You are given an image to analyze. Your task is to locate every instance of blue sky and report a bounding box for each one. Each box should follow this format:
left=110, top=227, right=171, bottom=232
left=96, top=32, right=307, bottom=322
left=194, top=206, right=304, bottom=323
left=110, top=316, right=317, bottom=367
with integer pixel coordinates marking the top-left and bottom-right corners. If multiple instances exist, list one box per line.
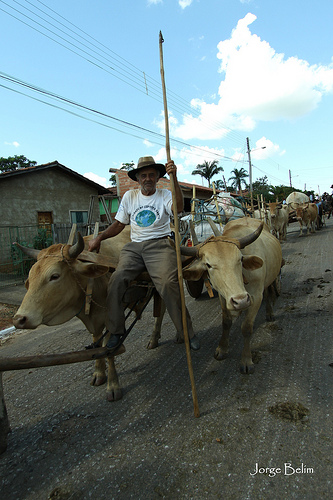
left=1, top=0, right=333, bottom=195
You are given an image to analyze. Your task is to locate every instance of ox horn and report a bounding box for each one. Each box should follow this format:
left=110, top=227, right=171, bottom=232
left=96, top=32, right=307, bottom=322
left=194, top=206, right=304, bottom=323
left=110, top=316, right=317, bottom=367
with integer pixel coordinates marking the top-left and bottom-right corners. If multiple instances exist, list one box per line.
left=179, top=245, right=199, bottom=257
left=68, top=232, right=85, bottom=259
left=237, top=221, right=264, bottom=249
left=207, top=217, right=223, bottom=236
left=13, top=242, right=40, bottom=260
left=189, top=220, right=199, bottom=246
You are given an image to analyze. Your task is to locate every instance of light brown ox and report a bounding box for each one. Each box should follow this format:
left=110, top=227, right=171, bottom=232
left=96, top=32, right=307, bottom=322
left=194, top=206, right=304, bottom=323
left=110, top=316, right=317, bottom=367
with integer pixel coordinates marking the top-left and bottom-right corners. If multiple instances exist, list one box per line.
left=12, top=227, right=165, bottom=402
left=296, top=202, right=318, bottom=236
left=180, top=218, right=283, bottom=374
left=269, top=202, right=289, bottom=241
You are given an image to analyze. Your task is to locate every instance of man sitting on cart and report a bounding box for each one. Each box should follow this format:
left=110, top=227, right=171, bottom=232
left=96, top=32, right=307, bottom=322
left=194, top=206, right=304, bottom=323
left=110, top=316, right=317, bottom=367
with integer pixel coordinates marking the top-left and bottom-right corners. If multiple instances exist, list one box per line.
left=88, top=156, right=200, bottom=351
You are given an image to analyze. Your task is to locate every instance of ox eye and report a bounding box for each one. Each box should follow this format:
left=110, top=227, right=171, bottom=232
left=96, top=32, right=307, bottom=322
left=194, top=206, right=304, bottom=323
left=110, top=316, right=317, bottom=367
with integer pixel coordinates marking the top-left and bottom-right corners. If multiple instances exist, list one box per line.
left=50, top=273, right=60, bottom=281
left=206, top=263, right=212, bottom=269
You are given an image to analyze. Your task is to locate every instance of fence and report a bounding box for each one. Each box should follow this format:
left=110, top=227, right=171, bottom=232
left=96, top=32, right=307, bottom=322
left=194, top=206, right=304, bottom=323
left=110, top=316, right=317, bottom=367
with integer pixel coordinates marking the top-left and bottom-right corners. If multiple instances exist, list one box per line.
left=0, top=223, right=108, bottom=288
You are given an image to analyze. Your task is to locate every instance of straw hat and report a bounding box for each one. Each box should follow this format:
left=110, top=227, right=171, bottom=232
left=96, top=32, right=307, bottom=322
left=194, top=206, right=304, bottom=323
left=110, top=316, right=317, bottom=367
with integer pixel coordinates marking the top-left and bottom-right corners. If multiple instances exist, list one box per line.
left=127, top=156, right=166, bottom=181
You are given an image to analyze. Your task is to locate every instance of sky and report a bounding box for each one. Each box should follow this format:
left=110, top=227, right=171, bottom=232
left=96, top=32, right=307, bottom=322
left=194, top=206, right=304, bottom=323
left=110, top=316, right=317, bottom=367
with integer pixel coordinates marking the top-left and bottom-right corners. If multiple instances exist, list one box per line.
left=1, top=0, right=333, bottom=196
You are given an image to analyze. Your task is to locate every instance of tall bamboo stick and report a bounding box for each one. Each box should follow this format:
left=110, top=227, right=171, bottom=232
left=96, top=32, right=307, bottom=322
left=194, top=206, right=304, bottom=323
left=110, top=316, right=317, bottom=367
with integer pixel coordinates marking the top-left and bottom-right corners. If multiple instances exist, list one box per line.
left=159, top=31, right=199, bottom=417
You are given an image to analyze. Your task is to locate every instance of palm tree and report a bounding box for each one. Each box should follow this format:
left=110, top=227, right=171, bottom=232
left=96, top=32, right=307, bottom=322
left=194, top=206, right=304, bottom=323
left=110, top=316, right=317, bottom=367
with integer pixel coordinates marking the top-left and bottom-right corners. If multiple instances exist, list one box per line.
left=191, top=160, right=223, bottom=187
left=228, top=167, right=248, bottom=193
left=214, top=179, right=226, bottom=190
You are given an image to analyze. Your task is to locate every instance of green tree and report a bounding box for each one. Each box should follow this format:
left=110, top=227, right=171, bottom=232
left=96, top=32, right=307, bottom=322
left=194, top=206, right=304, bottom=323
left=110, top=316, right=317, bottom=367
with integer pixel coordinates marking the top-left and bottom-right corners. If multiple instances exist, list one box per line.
left=228, top=167, right=248, bottom=193
left=109, top=161, right=135, bottom=185
left=270, top=185, right=296, bottom=202
left=213, top=179, right=226, bottom=190
left=0, top=155, right=37, bottom=172
left=191, top=160, right=223, bottom=187
left=252, top=175, right=272, bottom=199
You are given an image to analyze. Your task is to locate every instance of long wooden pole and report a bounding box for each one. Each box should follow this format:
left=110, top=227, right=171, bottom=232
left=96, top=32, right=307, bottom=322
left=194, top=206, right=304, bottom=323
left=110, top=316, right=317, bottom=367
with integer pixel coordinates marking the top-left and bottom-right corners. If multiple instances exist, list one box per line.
left=159, top=31, right=199, bottom=417
left=212, top=182, right=223, bottom=231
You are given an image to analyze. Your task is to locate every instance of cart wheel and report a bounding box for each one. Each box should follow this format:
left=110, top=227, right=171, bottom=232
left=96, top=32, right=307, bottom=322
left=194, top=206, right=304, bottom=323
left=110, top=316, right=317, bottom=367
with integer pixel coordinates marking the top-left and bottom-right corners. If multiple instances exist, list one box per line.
left=185, top=278, right=204, bottom=298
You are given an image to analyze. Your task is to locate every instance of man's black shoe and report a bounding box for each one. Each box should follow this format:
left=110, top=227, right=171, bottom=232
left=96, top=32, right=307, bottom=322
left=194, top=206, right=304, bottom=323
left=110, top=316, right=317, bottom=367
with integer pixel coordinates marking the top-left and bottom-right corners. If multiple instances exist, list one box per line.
left=190, top=335, right=200, bottom=351
left=106, top=334, right=122, bottom=349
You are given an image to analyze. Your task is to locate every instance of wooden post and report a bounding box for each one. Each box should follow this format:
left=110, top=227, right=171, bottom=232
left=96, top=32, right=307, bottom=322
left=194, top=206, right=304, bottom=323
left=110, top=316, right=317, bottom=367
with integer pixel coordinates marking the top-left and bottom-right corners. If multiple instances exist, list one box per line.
left=212, top=182, right=223, bottom=232
left=159, top=31, right=199, bottom=417
left=191, top=185, right=196, bottom=222
left=85, top=222, right=99, bottom=314
left=257, top=195, right=262, bottom=219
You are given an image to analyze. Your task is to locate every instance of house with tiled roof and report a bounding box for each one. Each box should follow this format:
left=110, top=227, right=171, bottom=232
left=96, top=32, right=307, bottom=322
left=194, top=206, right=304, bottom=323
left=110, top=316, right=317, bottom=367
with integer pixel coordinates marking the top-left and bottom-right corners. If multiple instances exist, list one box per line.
left=0, top=161, right=111, bottom=227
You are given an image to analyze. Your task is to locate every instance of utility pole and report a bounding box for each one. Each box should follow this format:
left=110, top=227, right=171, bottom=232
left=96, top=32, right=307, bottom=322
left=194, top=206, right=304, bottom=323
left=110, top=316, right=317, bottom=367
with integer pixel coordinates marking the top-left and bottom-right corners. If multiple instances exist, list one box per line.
left=289, top=169, right=292, bottom=187
left=246, top=137, right=252, bottom=192
left=246, top=137, right=254, bottom=212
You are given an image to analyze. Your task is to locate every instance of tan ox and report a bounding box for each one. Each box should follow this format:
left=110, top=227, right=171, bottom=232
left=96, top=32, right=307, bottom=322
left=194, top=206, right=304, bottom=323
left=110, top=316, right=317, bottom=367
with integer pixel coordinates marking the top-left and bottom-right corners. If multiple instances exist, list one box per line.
left=269, top=202, right=289, bottom=241
left=180, top=218, right=283, bottom=374
left=296, top=203, right=318, bottom=236
left=13, top=228, right=165, bottom=402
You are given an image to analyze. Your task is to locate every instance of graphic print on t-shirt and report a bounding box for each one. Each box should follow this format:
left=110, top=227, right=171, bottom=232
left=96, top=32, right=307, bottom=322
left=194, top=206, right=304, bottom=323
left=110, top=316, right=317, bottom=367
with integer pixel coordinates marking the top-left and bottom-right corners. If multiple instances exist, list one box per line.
left=133, top=205, right=161, bottom=227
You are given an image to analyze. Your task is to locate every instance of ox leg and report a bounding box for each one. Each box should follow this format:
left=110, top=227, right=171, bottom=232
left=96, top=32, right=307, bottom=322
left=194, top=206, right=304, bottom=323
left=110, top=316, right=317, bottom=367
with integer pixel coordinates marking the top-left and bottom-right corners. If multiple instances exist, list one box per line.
left=106, top=356, right=122, bottom=402
left=240, top=300, right=261, bottom=374
left=147, top=300, right=166, bottom=350
left=214, top=295, right=232, bottom=361
left=264, top=285, right=277, bottom=322
left=298, top=222, right=303, bottom=236
left=90, top=334, right=107, bottom=386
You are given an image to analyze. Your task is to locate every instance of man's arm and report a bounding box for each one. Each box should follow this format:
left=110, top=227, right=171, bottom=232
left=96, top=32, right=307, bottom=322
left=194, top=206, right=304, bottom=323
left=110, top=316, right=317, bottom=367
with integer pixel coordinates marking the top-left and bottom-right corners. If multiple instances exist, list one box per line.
left=165, top=160, right=184, bottom=213
left=88, top=220, right=126, bottom=252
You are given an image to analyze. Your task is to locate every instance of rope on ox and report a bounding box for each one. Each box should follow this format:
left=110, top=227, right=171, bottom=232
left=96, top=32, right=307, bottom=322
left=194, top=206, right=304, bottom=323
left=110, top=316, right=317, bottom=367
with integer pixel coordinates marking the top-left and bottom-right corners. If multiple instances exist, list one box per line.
left=159, top=31, right=200, bottom=418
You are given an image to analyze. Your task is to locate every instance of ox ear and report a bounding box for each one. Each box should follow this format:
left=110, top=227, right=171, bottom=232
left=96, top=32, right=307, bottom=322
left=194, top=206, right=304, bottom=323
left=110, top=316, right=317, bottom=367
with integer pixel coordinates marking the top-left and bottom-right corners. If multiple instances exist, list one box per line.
left=183, top=260, right=207, bottom=281
left=242, top=255, right=263, bottom=271
left=72, top=260, right=110, bottom=278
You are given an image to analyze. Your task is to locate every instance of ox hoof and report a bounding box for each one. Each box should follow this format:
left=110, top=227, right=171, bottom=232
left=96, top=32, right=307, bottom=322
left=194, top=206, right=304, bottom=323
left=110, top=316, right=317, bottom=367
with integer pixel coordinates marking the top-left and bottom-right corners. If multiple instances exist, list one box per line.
left=239, top=362, right=255, bottom=374
left=106, top=388, right=123, bottom=402
left=214, top=348, right=228, bottom=361
left=147, top=339, right=159, bottom=350
left=90, top=374, right=107, bottom=386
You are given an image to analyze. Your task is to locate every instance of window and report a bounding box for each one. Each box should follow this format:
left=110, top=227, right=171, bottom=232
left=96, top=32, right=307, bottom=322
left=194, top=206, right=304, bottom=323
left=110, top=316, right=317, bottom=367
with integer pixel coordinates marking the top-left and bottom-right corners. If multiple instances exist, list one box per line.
left=70, top=211, right=88, bottom=224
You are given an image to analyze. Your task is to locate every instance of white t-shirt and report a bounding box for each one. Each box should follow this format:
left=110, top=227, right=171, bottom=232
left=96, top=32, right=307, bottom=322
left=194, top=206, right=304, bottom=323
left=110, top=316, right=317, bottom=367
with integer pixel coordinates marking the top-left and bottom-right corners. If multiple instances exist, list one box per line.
left=115, top=188, right=173, bottom=242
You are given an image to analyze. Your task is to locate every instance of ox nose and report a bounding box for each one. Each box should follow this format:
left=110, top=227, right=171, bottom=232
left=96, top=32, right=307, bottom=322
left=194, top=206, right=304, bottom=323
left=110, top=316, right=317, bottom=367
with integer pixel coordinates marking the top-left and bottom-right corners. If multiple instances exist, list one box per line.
left=13, top=314, right=28, bottom=329
left=230, top=294, right=251, bottom=310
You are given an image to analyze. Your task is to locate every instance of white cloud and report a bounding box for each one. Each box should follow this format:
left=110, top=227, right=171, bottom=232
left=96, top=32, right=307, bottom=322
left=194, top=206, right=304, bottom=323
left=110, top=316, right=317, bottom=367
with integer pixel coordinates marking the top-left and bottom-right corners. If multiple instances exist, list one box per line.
left=4, top=141, right=20, bottom=147
left=147, top=0, right=162, bottom=5
left=172, top=13, right=333, bottom=141
left=84, top=172, right=109, bottom=187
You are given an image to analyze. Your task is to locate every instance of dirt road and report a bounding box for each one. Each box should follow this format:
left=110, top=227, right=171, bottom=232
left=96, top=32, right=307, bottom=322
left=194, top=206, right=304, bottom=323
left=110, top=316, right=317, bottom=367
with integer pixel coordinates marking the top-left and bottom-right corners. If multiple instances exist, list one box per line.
left=0, top=219, right=332, bottom=499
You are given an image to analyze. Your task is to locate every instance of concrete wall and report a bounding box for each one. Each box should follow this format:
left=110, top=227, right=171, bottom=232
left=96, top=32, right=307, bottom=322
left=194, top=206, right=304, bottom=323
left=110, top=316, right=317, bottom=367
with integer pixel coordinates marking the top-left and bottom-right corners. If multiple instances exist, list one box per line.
left=0, top=168, right=101, bottom=226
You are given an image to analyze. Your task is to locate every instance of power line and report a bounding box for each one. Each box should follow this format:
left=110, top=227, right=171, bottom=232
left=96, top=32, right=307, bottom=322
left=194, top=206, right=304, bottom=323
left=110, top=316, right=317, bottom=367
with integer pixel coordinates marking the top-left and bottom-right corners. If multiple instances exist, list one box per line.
left=0, top=0, right=247, bottom=145
left=0, top=71, right=240, bottom=164
left=0, top=0, right=296, bottom=182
